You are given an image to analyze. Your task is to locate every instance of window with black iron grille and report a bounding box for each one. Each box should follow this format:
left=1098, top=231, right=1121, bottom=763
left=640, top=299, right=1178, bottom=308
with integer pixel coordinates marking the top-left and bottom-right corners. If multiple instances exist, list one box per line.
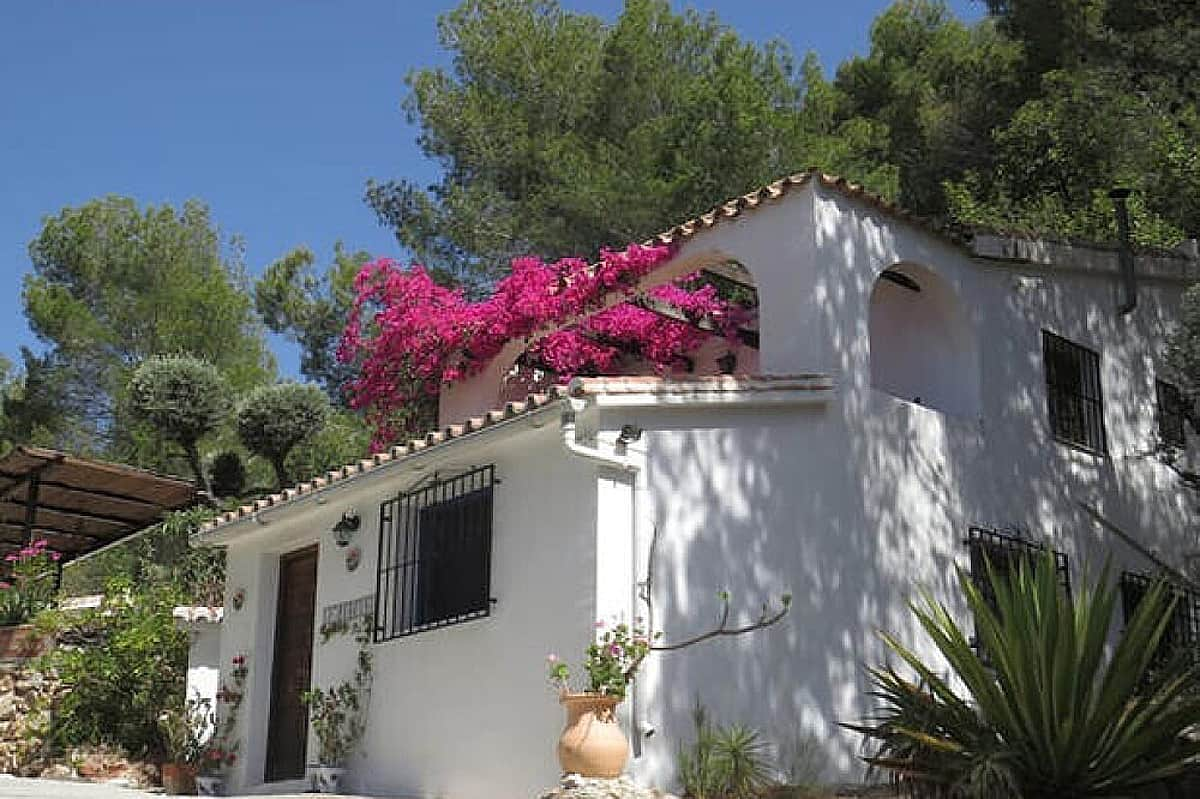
left=1156, top=379, right=1188, bottom=449
left=1119, top=571, right=1200, bottom=670
left=374, top=465, right=495, bottom=642
left=964, top=527, right=1070, bottom=655
left=1043, top=331, right=1107, bottom=454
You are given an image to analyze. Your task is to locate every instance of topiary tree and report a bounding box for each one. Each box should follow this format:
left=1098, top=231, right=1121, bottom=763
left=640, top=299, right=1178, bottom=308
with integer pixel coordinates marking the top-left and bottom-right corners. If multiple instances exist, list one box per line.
left=128, top=355, right=229, bottom=497
left=208, top=451, right=247, bottom=498
left=236, top=383, right=330, bottom=489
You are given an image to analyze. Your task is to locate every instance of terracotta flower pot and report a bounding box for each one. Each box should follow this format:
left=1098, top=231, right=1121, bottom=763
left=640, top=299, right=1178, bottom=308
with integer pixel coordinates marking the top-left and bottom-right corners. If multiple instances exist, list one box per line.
left=161, top=762, right=196, bottom=795
left=556, top=693, right=629, bottom=778
left=0, top=624, right=47, bottom=660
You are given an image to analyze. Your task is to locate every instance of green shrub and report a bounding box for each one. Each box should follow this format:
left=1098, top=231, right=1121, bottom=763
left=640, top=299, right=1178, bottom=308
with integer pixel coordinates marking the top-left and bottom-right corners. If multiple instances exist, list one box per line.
left=128, top=355, right=229, bottom=496
left=849, top=551, right=1200, bottom=798
left=677, top=702, right=775, bottom=799
left=236, top=382, right=330, bottom=488
left=208, top=450, right=247, bottom=498
left=36, top=577, right=189, bottom=757
left=58, top=507, right=222, bottom=606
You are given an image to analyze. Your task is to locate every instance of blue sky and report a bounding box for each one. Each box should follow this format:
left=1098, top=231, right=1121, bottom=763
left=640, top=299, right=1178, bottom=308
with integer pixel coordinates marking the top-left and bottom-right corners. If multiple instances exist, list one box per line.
left=0, top=0, right=982, bottom=377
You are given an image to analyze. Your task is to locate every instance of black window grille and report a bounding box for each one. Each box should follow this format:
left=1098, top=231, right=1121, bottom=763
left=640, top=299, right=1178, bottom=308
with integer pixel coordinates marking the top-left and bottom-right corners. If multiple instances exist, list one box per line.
left=1156, top=379, right=1188, bottom=449
left=1043, top=331, right=1107, bottom=454
left=964, top=527, right=1070, bottom=657
left=374, top=465, right=495, bottom=642
left=1119, top=571, right=1200, bottom=670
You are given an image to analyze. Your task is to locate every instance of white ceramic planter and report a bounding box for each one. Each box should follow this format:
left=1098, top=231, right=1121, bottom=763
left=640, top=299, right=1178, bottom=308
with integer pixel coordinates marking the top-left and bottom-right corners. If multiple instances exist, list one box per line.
left=312, top=765, right=348, bottom=794
left=195, top=775, right=226, bottom=796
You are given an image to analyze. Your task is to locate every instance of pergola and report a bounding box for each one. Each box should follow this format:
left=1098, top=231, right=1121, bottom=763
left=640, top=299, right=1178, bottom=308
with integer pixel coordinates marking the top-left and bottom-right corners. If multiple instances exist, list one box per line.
left=0, top=446, right=198, bottom=562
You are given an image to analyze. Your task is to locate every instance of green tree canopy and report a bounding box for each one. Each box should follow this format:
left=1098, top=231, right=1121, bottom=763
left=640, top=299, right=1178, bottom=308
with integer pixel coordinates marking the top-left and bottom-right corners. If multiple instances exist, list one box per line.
left=128, top=355, right=230, bottom=497
left=236, top=382, right=331, bottom=489
left=23, top=196, right=275, bottom=467
left=254, top=243, right=369, bottom=403
left=366, top=0, right=1195, bottom=280
left=365, top=0, right=888, bottom=286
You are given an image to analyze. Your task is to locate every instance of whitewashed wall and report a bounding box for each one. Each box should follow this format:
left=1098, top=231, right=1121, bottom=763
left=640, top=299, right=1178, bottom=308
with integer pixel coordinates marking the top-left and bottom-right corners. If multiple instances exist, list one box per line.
left=204, top=180, right=1199, bottom=798
left=599, top=183, right=1200, bottom=787
left=213, top=417, right=600, bottom=797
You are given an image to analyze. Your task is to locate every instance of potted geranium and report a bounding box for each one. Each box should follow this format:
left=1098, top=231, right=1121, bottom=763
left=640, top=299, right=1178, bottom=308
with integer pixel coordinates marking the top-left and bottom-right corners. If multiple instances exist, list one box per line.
left=301, top=636, right=372, bottom=794
left=158, top=695, right=211, bottom=794
left=546, top=618, right=653, bottom=778
left=0, top=539, right=60, bottom=657
left=196, top=654, right=248, bottom=796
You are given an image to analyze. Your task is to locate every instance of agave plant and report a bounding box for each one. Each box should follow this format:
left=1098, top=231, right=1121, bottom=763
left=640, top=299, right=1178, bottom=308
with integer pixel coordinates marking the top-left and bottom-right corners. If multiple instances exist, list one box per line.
left=849, top=551, right=1200, bottom=798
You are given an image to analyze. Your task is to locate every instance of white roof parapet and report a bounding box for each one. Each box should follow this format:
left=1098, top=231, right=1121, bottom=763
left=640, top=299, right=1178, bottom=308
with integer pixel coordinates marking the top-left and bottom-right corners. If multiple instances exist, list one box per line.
left=568, top=374, right=837, bottom=408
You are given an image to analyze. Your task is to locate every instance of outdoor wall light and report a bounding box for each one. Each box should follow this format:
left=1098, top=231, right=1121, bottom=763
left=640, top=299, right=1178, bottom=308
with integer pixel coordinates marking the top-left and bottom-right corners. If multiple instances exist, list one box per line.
left=617, top=424, right=643, bottom=444
left=332, top=508, right=361, bottom=547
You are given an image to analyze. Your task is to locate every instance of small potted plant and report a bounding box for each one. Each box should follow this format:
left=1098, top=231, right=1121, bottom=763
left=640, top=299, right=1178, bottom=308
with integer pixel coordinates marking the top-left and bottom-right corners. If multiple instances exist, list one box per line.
left=158, top=695, right=211, bottom=794
left=0, top=539, right=60, bottom=656
left=302, top=623, right=373, bottom=793
left=197, top=654, right=248, bottom=796
left=546, top=618, right=654, bottom=778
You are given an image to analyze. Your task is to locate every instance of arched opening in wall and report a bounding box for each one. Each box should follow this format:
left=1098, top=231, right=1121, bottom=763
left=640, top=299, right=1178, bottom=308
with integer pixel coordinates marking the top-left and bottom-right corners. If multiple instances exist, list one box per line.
left=498, top=257, right=760, bottom=399
left=868, top=262, right=980, bottom=416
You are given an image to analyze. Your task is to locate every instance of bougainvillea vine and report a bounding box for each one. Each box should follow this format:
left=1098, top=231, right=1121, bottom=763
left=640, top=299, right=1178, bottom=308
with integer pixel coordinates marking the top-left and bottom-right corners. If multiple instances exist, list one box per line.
left=337, top=243, right=753, bottom=447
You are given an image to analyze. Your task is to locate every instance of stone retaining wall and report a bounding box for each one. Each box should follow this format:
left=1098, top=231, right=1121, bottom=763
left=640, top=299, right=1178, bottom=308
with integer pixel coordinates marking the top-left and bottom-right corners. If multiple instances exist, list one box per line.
left=0, top=657, right=61, bottom=774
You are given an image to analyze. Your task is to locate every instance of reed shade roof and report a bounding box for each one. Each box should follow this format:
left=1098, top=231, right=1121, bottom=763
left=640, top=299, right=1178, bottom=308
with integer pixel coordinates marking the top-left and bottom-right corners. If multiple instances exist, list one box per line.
left=0, top=446, right=197, bottom=561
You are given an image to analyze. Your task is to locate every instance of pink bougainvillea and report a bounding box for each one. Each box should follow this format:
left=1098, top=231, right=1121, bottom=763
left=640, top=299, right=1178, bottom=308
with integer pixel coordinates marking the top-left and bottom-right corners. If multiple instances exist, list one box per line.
left=338, top=243, right=753, bottom=447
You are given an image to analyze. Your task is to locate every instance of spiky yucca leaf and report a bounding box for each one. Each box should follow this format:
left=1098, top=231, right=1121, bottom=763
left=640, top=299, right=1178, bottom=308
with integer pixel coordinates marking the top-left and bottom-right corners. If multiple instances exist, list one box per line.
left=851, top=551, right=1200, bottom=798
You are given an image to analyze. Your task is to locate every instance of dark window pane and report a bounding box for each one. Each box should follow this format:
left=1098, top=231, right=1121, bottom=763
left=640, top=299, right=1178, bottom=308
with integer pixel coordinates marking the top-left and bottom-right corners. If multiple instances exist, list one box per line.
left=1043, top=332, right=1107, bottom=453
left=375, top=466, right=495, bottom=642
left=1156, top=379, right=1187, bottom=449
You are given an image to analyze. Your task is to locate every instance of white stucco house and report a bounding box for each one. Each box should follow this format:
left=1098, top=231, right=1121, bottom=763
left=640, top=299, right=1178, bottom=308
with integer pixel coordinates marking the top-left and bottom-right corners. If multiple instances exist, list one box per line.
left=192, top=170, right=1200, bottom=798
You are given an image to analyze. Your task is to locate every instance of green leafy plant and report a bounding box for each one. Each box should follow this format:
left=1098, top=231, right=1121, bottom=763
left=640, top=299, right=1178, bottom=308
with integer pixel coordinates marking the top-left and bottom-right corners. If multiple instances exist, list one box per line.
left=677, top=701, right=775, bottom=799
left=236, top=382, right=330, bottom=488
left=36, top=577, right=190, bottom=757
left=200, top=654, right=247, bottom=776
left=127, top=354, right=229, bottom=496
left=157, top=695, right=212, bottom=767
left=849, top=550, right=1200, bottom=798
left=301, top=620, right=373, bottom=767
left=208, top=451, right=247, bottom=498
left=0, top=539, right=60, bottom=626
left=546, top=618, right=654, bottom=699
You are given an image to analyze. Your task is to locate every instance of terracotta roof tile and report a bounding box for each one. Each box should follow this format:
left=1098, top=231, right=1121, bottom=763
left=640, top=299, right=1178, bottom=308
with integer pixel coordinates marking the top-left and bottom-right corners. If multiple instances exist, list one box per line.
left=647, top=168, right=949, bottom=249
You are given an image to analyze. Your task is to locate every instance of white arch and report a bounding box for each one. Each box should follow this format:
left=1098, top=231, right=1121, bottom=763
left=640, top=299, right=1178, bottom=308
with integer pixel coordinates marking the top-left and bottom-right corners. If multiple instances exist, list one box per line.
left=868, top=262, right=981, bottom=417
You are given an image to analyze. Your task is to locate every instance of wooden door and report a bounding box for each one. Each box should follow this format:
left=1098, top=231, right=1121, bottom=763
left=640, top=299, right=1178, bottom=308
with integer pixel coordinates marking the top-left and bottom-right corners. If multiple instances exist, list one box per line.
left=265, top=545, right=318, bottom=782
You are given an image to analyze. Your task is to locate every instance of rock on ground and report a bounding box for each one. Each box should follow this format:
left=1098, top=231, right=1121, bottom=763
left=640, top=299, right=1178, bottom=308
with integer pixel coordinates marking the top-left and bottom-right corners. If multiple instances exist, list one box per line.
left=540, top=774, right=680, bottom=799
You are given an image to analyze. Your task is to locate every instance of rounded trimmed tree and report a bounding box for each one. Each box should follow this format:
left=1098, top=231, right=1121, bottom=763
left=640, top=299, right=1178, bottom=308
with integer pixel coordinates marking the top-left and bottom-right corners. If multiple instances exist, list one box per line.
left=236, top=382, right=330, bottom=489
left=128, top=355, right=229, bottom=497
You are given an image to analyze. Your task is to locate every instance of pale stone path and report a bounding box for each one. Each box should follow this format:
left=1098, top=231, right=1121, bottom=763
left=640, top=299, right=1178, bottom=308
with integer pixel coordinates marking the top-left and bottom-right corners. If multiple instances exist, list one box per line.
left=0, top=775, right=388, bottom=799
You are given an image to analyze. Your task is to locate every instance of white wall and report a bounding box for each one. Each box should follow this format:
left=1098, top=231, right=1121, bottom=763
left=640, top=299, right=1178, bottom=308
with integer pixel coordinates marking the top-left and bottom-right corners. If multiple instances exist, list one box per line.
left=205, top=180, right=1199, bottom=797
left=184, top=623, right=221, bottom=711
left=213, top=417, right=601, bottom=798
left=597, top=183, right=1200, bottom=788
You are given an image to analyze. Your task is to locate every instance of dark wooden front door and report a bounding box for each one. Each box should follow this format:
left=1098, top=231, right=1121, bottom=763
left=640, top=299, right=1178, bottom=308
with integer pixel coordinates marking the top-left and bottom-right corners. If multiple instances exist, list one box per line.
left=265, top=545, right=318, bottom=782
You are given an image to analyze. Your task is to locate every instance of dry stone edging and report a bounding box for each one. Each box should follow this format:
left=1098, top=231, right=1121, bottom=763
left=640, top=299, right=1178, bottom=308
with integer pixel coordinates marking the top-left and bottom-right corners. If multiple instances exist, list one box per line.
left=540, top=774, right=681, bottom=799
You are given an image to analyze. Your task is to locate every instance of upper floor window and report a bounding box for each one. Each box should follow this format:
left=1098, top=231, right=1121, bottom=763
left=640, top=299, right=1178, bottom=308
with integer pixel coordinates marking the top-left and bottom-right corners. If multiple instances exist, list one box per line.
left=375, top=465, right=495, bottom=642
left=1043, top=331, right=1107, bottom=454
left=1156, top=379, right=1187, bottom=449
